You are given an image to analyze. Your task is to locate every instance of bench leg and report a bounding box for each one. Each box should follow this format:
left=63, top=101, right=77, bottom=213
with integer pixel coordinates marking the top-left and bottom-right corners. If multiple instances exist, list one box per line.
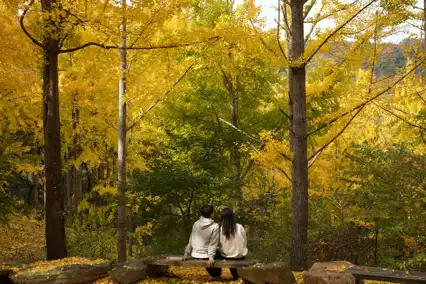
left=355, top=278, right=364, bottom=284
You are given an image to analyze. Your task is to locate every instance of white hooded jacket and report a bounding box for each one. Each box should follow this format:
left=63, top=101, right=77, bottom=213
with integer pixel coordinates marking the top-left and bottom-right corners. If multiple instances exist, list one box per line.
left=184, top=216, right=219, bottom=260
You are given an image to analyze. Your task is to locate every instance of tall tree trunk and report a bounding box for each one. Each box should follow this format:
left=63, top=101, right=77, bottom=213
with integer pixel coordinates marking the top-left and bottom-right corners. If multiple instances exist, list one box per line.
left=41, top=0, right=66, bottom=258
left=289, top=0, right=308, bottom=270
left=98, top=163, right=105, bottom=180
left=230, top=83, right=242, bottom=215
left=423, top=0, right=426, bottom=56
left=74, top=165, right=82, bottom=213
left=33, top=174, right=41, bottom=210
left=117, top=0, right=128, bottom=263
left=65, top=168, right=72, bottom=213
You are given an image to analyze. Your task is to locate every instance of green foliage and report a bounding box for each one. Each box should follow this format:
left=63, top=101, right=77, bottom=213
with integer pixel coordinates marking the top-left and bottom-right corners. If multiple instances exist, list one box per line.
left=66, top=194, right=117, bottom=260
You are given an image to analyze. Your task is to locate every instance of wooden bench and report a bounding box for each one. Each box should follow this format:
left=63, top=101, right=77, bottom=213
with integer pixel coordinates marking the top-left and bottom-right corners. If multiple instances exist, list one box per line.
left=144, top=255, right=261, bottom=268
left=344, top=266, right=426, bottom=284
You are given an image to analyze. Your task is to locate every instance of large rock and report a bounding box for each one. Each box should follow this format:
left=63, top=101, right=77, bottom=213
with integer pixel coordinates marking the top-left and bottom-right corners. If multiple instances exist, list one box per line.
left=303, top=261, right=355, bottom=284
left=11, top=261, right=113, bottom=284
left=108, top=258, right=168, bottom=284
left=238, top=262, right=296, bottom=284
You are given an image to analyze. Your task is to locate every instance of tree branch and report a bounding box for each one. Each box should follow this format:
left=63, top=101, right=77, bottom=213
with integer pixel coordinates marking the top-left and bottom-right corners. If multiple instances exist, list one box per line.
left=126, top=62, right=195, bottom=132
left=59, top=36, right=220, bottom=54
left=305, top=0, right=377, bottom=64
left=308, top=58, right=426, bottom=136
left=19, top=0, right=44, bottom=48
left=303, top=0, right=317, bottom=19
left=218, top=118, right=263, bottom=144
left=275, top=165, right=293, bottom=183
left=276, top=0, right=288, bottom=61
left=250, top=19, right=278, bottom=56
left=308, top=105, right=365, bottom=161
left=373, top=102, right=425, bottom=130
left=416, top=90, right=426, bottom=104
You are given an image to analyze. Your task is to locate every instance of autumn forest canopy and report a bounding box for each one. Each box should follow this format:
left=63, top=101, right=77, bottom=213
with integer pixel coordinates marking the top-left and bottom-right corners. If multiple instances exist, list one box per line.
left=0, top=0, right=425, bottom=274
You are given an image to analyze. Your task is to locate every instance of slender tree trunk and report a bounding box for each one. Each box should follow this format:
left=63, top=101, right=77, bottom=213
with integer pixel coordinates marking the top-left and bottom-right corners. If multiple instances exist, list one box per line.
left=374, top=219, right=379, bottom=265
left=98, top=163, right=105, bottom=180
left=289, top=0, right=308, bottom=270
left=33, top=174, right=41, bottom=210
left=230, top=83, right=242, bottom=215
left=128, top=211, right=134, bottom=257
left=65, top=168, right=72, bottom=213
left=117, top=0, right=128, bottom=263
left=424, top=0, right=426, bottom=51
left=41, top=0, right=66, bottom=257
left=74, top=165, right=82, bottom=213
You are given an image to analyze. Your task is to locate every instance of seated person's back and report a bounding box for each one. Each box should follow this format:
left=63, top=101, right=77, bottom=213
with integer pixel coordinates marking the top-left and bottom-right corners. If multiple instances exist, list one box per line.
left=219, top=208, right=248, bottom=259
left=184, top=204, right=219, bottom=261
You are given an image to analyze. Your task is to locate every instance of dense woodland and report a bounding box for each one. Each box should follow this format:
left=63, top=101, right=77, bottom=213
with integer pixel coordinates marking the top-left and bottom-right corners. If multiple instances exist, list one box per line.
left=0, top=0, right=425, bottom=273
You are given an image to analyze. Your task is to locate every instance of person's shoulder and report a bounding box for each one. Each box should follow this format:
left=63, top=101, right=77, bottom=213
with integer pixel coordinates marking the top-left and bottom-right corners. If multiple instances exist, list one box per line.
left=237, top=223, right=245, bottom=231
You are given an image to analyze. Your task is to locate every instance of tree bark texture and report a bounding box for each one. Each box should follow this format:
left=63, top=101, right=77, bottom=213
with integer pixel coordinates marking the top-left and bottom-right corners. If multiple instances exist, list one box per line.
left=41, top=0, right=66, bottom=260
left=117, top=0, right=128, bottom=263
left=288, top=0, right=308, bottom=270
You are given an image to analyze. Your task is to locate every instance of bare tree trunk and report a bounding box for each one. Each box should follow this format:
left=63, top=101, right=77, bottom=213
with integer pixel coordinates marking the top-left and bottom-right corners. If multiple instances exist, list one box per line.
left=230, top=84, right=242, bottom=215
left=65, top=169, right=72, bottom=213
left=374, top=219, right=379, bottom=265
left=128, top=211, right=134, bottom=257
left=41, top=0, right=66, bottom=259
left=33, top=174, right=41, bottom=210
left=222, top=72, right=243, bottom=215
left=289, top=0, right=308, bottom=270
left=74, top=165, right=82, bottom=213
left=117, top=0, right=128, bottom=263
left=98, top=163, right=105, bottom=180
left=422, top=0, right=426, bottom=75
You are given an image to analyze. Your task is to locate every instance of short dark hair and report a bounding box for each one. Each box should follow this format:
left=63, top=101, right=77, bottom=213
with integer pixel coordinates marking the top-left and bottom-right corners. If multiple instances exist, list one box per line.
left=201, top=204, right=214, bottom=218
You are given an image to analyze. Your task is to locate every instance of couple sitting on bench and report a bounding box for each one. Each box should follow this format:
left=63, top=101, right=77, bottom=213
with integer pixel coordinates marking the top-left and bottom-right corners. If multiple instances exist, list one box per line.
left=183, top=204, right=248, bottom=280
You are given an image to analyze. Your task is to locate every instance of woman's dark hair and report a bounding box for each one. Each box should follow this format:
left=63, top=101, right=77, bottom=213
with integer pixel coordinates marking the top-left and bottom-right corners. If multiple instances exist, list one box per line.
left=220, top=208, right=236, bottom=240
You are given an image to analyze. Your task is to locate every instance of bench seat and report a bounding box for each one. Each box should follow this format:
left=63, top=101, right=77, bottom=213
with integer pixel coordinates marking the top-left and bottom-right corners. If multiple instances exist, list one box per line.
left=144, top=255, right=262, bottom=268
left=344, top=266, right=426, bottom=284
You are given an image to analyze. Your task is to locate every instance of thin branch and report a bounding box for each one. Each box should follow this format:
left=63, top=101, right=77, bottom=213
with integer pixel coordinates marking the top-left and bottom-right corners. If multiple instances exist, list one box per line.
left=373, top=102, right=425, bottom=130
left=308, top=105, right=365, bottom=161
left=129, top=6, right=162, bottom=48
left=305, top=4, right=324, bottom=43
left=19, top=0, right=44, bottom=48
left=305, top=0, right=377, bottom=64
left=249, top=19, right=278, bottom=56
left=308, top=58, right=426, bottom=136
left=218, top=118, right=263, bottom=144
left=307, top=149, right=322, bottom=168
left=416, top=90, right=426, bottom=104
left=59, top=36, right=220, bottom=54
left=282, top=3, right=292, bottom=38
left=276, top=0, right=288, bottom=61
left=304, top=0, right=361, bottom=24
left=126, top=62, right=195, bottom=132
left=420, top=130, right=426, bottom=145
left=275, top=165, right=293, bottom=182
left=105, top=119, right=118, bottom=131
left=303, top=0, right=317, bottom=19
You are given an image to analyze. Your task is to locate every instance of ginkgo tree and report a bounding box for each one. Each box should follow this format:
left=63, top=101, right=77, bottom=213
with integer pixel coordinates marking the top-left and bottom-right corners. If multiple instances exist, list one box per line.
left=248, top=0, right=422, bottom=269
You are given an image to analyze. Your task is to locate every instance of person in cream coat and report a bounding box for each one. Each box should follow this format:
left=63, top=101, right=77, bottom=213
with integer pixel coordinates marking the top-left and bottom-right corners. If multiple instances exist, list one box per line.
left=218, top=208, right=248, bottom=280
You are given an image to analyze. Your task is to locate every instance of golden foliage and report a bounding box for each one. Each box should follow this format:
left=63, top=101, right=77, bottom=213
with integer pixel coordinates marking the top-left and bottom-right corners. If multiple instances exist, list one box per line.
left=0, top=214, right=44, bottom=265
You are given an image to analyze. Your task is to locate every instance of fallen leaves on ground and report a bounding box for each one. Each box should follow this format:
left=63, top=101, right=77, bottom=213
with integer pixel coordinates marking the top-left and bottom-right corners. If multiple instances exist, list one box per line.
left=94, top=266, right=243, bottom=284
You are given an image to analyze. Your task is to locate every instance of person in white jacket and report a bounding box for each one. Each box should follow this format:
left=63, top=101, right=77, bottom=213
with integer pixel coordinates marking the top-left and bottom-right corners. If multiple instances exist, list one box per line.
left=218, top=207, right=248, bottom=280
left=183, top=204, right=221, bottom=278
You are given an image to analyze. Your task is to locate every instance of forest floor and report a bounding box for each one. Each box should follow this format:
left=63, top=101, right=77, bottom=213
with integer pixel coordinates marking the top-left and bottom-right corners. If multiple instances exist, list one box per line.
left=0, top=215, right=391, bottom=284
